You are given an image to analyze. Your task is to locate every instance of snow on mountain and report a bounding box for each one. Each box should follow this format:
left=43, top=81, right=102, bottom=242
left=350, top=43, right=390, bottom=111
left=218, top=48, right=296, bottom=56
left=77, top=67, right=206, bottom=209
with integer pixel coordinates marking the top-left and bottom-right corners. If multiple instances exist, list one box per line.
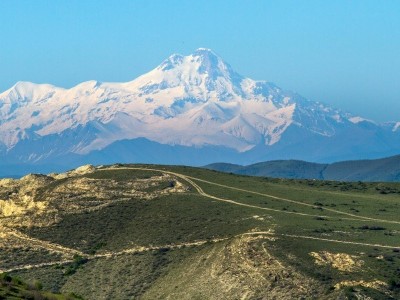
left=393, top=122, right=400, bottom=132
left=0, top=48, right=399, bottom=166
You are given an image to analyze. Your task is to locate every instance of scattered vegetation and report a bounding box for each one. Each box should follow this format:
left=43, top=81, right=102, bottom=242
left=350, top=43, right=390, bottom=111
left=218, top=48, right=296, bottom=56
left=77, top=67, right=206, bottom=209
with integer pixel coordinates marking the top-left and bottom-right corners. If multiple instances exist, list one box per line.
left=359, top=225, right=386, bottom=231
left=64, top=255, right=89, bottom=276
left=1, top=164, right=399, bottom=299
left=0, top=273, right=82, bottom=299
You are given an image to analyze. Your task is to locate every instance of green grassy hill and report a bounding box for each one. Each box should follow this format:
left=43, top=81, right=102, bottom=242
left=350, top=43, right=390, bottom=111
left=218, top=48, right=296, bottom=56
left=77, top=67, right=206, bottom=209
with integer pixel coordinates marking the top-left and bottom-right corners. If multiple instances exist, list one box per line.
left=1, top=164, right=400, bottom=299
left=0, top=273, right=81, bottom=300
left=206, top=154, right=400, bottom=181
left=207, top=160, right=327, bottom=179
left=325, top=155, right=400, bottom=181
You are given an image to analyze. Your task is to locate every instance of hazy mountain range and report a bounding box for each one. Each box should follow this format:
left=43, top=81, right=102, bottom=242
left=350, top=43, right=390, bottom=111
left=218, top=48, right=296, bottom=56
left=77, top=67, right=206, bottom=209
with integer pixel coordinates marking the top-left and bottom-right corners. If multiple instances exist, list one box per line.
left=206, top=154, right=400, bottom=182
left=1, top=48, right=399, bottom=176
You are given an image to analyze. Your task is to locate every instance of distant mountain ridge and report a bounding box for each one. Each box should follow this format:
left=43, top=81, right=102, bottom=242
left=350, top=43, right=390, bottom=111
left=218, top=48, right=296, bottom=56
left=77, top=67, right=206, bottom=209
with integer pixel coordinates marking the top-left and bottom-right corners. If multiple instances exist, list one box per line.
left=206, top=155, right=400, bottom=182
left=1, top=48, right=400, bottom=175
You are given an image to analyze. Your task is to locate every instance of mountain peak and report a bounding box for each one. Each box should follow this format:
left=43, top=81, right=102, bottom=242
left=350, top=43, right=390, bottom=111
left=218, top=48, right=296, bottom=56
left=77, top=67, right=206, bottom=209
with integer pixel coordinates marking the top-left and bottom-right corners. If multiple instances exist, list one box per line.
left=186, top=48, right=242, bottom=85
left=192, top=48, right=223, bottom=64
left=0, top=81, right=59, bottom=103
left=148, top=49, right=243, bottom=92
left=11, top=81, right=40, bottom=92
left=193, top=48, right=218, bottom=57
left=195, top=47, right=214, bottom=52
left=158, top=48, right=223, bottom=74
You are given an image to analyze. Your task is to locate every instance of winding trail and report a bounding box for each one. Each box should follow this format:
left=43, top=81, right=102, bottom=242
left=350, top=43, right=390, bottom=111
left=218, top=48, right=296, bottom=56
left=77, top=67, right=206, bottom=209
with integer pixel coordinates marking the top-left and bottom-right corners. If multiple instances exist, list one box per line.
left=185, top=175, right=400, bottom=225
left=105, top=167, right=400, bottom=225
left=243, top=231, right=400, bottom=249
left=0, top=259, right=75, bottom=274
left=0, top=237, right=228, bottom=273
left=2, top=226, right=84, bottom=257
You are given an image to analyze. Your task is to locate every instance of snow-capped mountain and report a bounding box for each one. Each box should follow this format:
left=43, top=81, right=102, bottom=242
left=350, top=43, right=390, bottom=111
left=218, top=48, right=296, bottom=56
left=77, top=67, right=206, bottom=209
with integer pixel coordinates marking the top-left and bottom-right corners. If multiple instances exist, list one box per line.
left=1, top=48, right=399, bottom=173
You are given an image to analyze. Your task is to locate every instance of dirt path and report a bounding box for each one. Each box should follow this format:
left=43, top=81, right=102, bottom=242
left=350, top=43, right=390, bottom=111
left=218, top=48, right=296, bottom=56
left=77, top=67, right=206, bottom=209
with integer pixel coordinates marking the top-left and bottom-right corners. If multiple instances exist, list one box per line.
left=185, top=175, right=400, bottom=225
left=1, top=226, right=85, bottom=257
left=1, top=237, right=228, bottom=273
left=101, top=167, right=341, bottom=220
left=104, top=167, right=400, bottom=225
left=94, top=237, right=228, bottom=259
left=0, top=259, right=75, bottom=274
left=243, top=231, right=400, bottom=249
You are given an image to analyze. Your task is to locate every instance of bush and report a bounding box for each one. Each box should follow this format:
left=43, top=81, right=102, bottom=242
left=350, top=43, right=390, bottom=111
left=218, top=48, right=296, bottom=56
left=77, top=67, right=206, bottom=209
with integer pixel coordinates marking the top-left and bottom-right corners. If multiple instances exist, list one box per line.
left=64, top=255, right=89, bottom=276
left=389, top=278, right=400, bottom=290
left=358, top=225, right=386, bottom=230
left=0, top=273, right=12, bottom=282
left=34, top=280, right=43, bottom=291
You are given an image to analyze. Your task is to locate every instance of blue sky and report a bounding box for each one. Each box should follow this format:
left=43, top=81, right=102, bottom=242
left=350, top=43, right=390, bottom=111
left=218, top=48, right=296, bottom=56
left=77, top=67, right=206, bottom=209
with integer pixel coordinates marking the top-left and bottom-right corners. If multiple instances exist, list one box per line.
left=1, top=0, right=399, bottom=122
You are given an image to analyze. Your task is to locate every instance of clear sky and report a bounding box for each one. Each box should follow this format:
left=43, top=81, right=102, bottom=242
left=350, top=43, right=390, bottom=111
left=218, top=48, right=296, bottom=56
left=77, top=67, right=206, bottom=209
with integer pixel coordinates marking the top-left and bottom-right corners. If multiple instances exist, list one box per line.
left=1, top=0, right=399, bottom=122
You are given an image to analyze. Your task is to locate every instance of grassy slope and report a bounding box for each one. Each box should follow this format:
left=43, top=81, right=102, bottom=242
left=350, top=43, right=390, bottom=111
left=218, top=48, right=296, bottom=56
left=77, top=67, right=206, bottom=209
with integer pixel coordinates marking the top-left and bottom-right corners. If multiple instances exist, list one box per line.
left=207, top=160, right=327, bottom=179
left=0, top=273, right=81, bottom=300
left=325, top=155, right=400, bottom=181
left=4, top=165, right=400, bottom=299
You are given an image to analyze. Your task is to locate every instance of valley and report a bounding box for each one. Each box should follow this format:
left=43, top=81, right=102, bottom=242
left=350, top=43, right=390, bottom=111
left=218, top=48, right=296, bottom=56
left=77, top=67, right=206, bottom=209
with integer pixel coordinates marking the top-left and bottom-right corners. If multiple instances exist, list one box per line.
left=0, top=164, right=400, bottom=299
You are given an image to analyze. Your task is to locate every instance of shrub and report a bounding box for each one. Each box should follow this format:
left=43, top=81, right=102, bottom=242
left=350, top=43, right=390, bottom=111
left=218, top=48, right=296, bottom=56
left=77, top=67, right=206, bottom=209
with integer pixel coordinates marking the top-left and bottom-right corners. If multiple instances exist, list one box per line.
left=389, top=278, right=400, bottom=290
left=64, top=255, right=89, bottom=276
left=358, top=225, right=386, bottom=230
